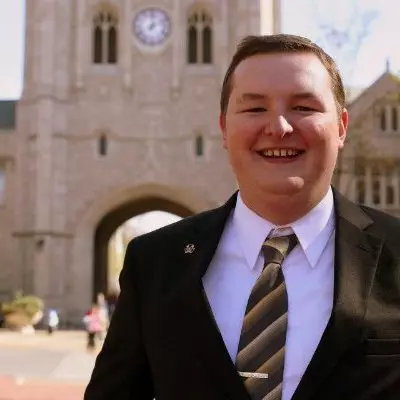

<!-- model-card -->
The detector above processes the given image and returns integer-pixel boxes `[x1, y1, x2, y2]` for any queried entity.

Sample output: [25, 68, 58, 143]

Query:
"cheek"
[226, 117, 260, 148]
[297, 120, 338, 149]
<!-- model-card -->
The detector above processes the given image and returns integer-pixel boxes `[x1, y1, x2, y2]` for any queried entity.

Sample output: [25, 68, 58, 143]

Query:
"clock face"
[133, 8, 171, 46]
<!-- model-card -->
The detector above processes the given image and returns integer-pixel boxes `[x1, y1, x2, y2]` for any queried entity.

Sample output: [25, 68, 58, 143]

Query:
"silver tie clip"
[238, 371, 269, 379]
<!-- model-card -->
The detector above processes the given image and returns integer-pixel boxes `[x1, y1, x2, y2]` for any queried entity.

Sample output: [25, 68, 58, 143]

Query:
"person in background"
[83, 304, 103, 352]
[46, 308, 59, 334]
[96, 293, 109, 340]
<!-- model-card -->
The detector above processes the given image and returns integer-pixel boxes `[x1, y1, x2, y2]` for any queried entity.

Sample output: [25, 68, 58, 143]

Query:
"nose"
[264, 115, 293, 139]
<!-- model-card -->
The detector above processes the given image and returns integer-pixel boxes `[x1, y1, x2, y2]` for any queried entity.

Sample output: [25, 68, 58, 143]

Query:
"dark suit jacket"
[84, 190, 400, 400]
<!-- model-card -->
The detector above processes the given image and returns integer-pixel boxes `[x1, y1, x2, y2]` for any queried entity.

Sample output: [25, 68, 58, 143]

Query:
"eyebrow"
[237, 91, 320, 103]
[237, 93, 266, 104]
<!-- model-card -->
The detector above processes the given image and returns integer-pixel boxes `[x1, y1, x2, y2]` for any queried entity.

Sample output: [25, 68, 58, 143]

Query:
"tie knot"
[262, 234, 298, 265]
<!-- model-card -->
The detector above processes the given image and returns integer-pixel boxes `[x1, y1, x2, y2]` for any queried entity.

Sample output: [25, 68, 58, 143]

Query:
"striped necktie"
[236, 234, 298, 400]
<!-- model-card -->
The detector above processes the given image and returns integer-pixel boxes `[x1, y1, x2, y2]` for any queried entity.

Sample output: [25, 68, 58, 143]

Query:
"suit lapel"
[292, 190, 383, 400]
[168, 193, 251, 400]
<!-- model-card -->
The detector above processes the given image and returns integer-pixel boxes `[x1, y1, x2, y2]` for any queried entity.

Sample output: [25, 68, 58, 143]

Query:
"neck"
[240, 187, 329, 226]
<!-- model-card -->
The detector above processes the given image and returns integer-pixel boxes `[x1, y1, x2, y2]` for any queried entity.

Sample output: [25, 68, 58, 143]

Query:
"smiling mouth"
[257, 148, 305, 159]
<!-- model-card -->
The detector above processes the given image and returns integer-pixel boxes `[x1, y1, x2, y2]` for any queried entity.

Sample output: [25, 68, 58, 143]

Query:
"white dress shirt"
[202, 189, 335, 400]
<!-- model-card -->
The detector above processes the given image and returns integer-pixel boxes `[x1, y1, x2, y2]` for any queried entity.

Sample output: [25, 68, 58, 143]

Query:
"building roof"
[0, 101, 16, 129]
[347, 72, 400, 120]
[346, 87, 365, 104]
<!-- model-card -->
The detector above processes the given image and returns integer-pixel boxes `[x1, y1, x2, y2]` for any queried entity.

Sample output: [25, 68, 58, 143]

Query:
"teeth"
[262, 149, 300, 157]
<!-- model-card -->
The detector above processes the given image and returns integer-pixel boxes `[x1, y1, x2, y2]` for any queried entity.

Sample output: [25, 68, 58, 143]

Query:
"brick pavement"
[0, 329, 99, 400]
[0, 376, 85, 400]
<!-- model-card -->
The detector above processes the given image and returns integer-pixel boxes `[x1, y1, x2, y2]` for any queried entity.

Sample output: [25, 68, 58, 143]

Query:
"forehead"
[231, 52, 332, 96]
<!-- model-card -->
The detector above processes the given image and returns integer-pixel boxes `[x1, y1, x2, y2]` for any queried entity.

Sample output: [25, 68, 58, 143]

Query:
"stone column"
[261, 0, 280, 34]
[122, 0, 133, 90]
[219, 0, 229, 79]
[236, 0, 248, 42]
[34, 99, 55, 298]
[365, 165, 372, 206]
[74, 0, 85, 89]
[380, 170, 387, 209]
[273, 0, 282, 33]
[248, 0, 261, 35]
[30, 1, 57, 299]
[171, 0, 181, 97]
[237, 0, 261, 38]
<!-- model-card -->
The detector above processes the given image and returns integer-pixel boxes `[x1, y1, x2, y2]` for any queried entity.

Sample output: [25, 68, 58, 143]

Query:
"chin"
[262, 177, 305, 196]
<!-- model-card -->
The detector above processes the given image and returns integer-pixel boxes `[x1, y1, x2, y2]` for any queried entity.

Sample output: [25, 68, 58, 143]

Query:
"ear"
[219, 113, 228, 149]
[338, 108, 348, 149]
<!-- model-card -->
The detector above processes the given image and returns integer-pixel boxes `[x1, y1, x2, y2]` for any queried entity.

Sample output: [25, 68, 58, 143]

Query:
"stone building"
[336, 72, 400, 217]
[0, 0, 280, 322]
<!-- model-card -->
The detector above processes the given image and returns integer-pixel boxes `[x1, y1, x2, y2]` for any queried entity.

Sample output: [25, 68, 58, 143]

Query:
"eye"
[244, 107, 266, 113]
[293, 105, 315, 112]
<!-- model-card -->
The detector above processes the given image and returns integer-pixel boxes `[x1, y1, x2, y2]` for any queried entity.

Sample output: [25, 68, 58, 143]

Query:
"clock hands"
[133, 8, 170, 46]
[148, 21, 156, 31]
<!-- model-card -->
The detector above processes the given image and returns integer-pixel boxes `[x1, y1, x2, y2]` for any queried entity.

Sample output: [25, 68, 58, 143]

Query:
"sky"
[279, 0, 400, 88]
[0, 0, 25, 99]
[0, 0, 399, 99]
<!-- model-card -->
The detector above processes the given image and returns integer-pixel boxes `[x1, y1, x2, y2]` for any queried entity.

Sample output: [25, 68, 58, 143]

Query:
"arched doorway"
[93, 196, 193, 299]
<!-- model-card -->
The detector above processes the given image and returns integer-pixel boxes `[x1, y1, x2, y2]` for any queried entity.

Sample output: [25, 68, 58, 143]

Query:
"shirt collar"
[232, 188, 335, 270]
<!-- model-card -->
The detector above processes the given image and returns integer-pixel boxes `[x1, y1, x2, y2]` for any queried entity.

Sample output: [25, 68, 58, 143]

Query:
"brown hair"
[220, 34, 345, 115]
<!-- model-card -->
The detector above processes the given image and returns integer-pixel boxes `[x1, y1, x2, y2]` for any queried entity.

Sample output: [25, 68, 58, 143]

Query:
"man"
[84, 34, 400, 400]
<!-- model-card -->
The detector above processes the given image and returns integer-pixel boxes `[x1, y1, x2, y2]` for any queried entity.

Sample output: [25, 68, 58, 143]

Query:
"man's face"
[220, 52, 348, 204]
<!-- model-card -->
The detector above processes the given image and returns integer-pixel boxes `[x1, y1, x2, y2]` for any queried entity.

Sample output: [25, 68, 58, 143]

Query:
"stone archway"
[68, 184, 215, 321]
[93, 197, 193, 299]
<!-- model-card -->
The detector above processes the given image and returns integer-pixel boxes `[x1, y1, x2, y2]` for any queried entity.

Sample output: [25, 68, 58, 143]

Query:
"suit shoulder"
[360, 205, 400, 233]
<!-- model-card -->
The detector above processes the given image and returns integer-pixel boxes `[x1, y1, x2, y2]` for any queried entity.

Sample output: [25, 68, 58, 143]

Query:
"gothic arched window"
[187, 9, 213, 64]
[92, 9, 118, 64]
[385, 165, 396, 205]
[98, 135, 108, 156]
[392, 107, 398, 131]
[108, 25, 117, 63]
[355, 160, 365, 204]
[188, 25, 197, 63]
[380, 108, 387, 131]
[195, 135, 204, 156]
[202, 24, 212, 63]
[387, 185, 395, 205]
[93, 25, 103, 63]
[356, 180, 365, 204]
[372, 165, 381, 205]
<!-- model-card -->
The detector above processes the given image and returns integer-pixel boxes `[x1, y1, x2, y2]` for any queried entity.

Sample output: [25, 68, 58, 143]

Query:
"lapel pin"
[184, 244, 195, 254]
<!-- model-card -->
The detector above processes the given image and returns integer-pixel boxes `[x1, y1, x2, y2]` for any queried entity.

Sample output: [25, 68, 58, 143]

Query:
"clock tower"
[16, 0, 280, 321]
